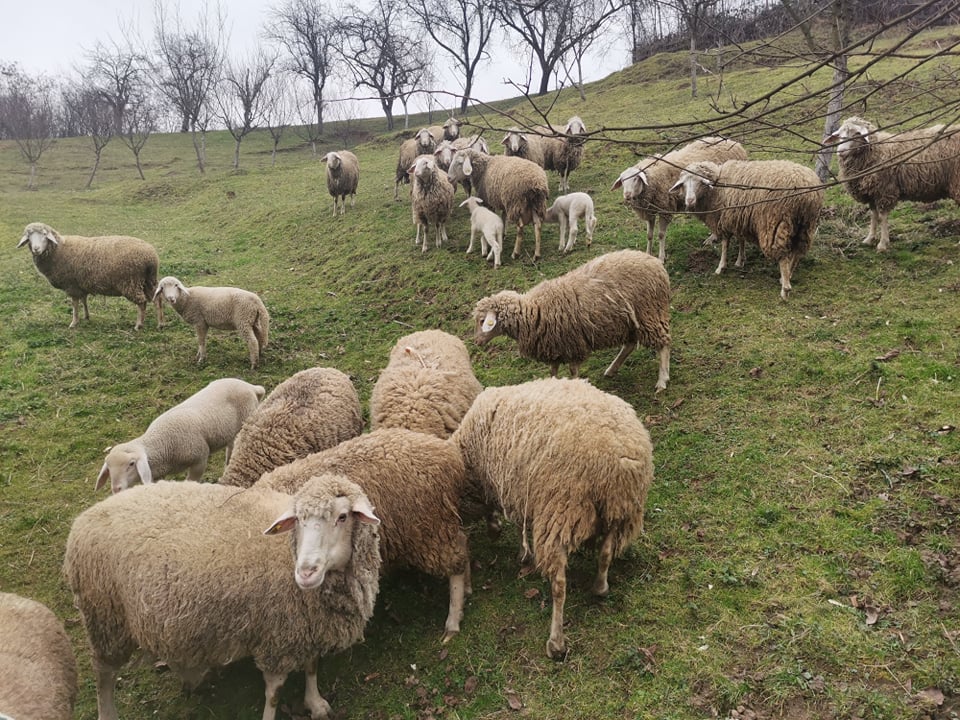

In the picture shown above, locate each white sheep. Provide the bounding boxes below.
[459,196,504,268]
[473,249,672,392]
[544,191,597,253]
[409,155,455,252]
[369,329,483,438]
[321,150,360,216]
[0,592,78,720]
[434,135,491,195]
[825,116,960,251]
[17,221,164,330]
[611,136,748,261]
[154,275,270,369]
[452,377,654,660]
[503,117,587,193]
[219,367,364,488]
[670,159,824,300]
[426,117,462,144]
[63,475,382,720]
[395,128,437,200]
[95,377,266,493]
[446,149,549,261]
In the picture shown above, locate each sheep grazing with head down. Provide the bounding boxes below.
[612,136,748,261]
[63,475,381,720]
[396,128,437,200]
[321,150,360,216]
[154,275,270,369]
[18,221,164,330]
[670,159,823,300]
[0,592,78,720]
[447,148,549,261]
[544,191,597,253]
[219,367,363,488]
[97,377,266,493]
[473,249,671,392]
[459,196,504,268]
[452,377,654,660]
[409,155,456,253]
[369,329,483,439]
[825,116,960,251]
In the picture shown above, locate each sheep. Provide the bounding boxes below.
[825,116,960,251]
[451,377,654,660]
[544,191,597,253]
[321,150,360,216]
[257,428,470,642]
[219,367,363,488]
[63,475,381,720]
[541,116,588,193]
[426,116,462,144]
[501,125,546,168]
[0,592,78,720]
[434,135,491,196]
[447,149,549,261]
[670,159,824,300]
[473,249,671,392]
[459,196,504,268]
[369,329,483,438]
[409,155,456,253]
[611,136,748,261]
[395,128,437,200]
[17,221,164,330]
[95,377,266,493]
[153,275,270,369]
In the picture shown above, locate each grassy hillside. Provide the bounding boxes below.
[1,25,959,720]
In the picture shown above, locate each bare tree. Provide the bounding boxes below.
[664,0,722,97]
[293,83,323,154]
[62,82,115,188]
[119,93,157,180]
[83,35,148,133]
[217,51,276,169]
[399,50,435,130]
[559,0,618,100]
[268,0,338,136]
[0,68,57,188]
[401,0,498,113]
[262,73,294,165]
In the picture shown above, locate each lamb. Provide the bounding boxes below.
[63,475,381,720]
[670,159,824,300]
[153,275,270,369]
[257,428,470,642]
[409,155,456,253]
[459,196,504,268]
[473,249,671,392]
[544,191,597,253]
[452,377,654,660]
[825,116,960,251]
[0,592,78,720]
[395,128,437,200]
[219,367,363,488]
[321,150,360,216]
[611,136,748,261]
[95,377,266,493]
[446,149,549,261]
[17,221,164,330]
[369,329,483,438]
[426,116,462,144]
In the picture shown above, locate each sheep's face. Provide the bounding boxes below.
[415,128,434,151]
[324,152,342,170]
[17,225,58,255]
[434,142,455,169]
[443,118,461,141]
[611,167,648,201]
[447,153,472,184]
[830,118,875,156]
[670,169,711,211]
[565,116,587,144]
[154,277,187,305]
[502,130,524,154]
[96,447,152,494]
[412,156,437,182]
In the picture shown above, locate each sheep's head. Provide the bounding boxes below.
[565,116,587,145]
[459,197,483,212]
[473,291,522,345]
[434,141,455,170]
[415,128,435,152]
[96,444,152,494]
[826,116,877,156]
[410,155,439,182]
[447,151,474,184]
[501,128,525,154]
[669,161,719,211]
[443,117,462,141]
[611,166,648,201]
[153,276,188,306]
[17,222,60,255]
[323,152,342,170]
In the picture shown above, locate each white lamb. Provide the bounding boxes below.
[459,196,504,268]
[544,192,597,253]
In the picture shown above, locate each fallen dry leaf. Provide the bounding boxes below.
[464,675,479,694]
[916,687,945,706]
[505,690,523,711]
[874,348,900,362]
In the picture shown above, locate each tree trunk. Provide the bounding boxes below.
[29,163,37,190]
[191,128,206,174]
[690,34,698,98]
[233,138,241,169]
[85,150,102,189]
[134,151,145,180]
[815,55,848,182]
[460,76,472,114]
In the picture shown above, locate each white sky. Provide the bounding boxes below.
[2,0,631,117]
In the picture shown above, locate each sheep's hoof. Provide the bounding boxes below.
[591,578,610,596]
[547,638,568,661]
[441,629,459,645]
[875,244,889,253]
[860,236,875,245]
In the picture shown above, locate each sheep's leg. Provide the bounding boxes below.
[135,302,147,330]
[466,226,477,254]
[196,325,208,364]
[568,362,581,378]
[443,571,467,643]
[533,219,542,261]
[224,440,233,465]
[557,215,567,252]
[735,238,746,268]
[715,238,729,275]
[591,531,616,596]
[69,297,82,328]
[604,341,637,377]
[243,326,261,369]
[565,215,579,253]
[861,205,879,246]
[655,345,670,393]
[876,208,891,252]
[585,215,594,247]
[154,296,166,327]
[490,231,502,268]
[415,222,422,247]
[303,659,332,719]
[186,457,207,482]
[778,257,793,301]
[261,670,288,720]
[655,216,668,262]
[644,218,655,254]
[95,661,120,720]
[350,192,355,208]
[549,362,560,377]
[81,294,90,320]
[546,555,569,660]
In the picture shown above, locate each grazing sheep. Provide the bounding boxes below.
[0,592,78,720]
[459,196,504,268]
[219,367,363,488]
[17,221,164,330]
[611,136,748,261]
[452,377,654,660]
[257,428,470,641]
[426,117,462,144]
[447,149,549,261]
[544,191,597,253]
[670,159,824,299]
[409,155,456,252]
[63,476,381,720]
[95,377,266,493]
[369,329,483,438]
[434,135,491,195]
[321,150,360,216]
[825,116,960,251]
[396,128,437,200]
[154,275,270,369]
[473,249,671,392]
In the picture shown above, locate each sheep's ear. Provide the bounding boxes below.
[610,177,623,190]
[16,232,29,248]
[136,455,153,484]
[264,510,297,535]
[352,496,381,525]
[459,198,470,207]
[44,229,59,246]
[475,197,483,205]
[152,285,163,301]
[638,171,649,187]
[668,178,684,193]
[481,310,497,332]
[95,463,111,491]
[461,155,473,176]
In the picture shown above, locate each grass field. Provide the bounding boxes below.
[1,23,959,720]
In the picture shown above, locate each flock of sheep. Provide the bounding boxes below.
[5,110,960,720]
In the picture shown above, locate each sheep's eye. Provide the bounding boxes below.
[336,513,348,524]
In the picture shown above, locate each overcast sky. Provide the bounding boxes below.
[3,0,630,116]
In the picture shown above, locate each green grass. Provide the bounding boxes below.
[2,24,960,720]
